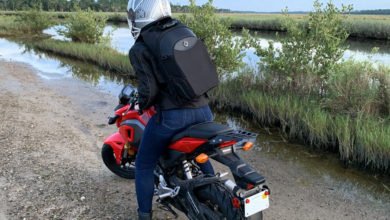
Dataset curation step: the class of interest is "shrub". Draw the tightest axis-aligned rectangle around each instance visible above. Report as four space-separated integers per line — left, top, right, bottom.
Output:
179 0 251 75
323 61 390 117
59 8 107 44
16 9 52 33
254 0 352 95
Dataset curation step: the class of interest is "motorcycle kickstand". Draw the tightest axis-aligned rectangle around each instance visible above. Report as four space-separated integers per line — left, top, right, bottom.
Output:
157 200 179 219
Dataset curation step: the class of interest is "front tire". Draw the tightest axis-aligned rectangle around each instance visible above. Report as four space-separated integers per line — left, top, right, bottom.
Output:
101 144 135 179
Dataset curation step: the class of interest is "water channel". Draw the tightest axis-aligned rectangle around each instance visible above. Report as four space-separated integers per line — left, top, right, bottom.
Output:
0 34 390 210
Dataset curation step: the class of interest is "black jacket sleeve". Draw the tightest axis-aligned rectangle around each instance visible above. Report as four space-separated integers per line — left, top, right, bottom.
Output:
129 42 159 110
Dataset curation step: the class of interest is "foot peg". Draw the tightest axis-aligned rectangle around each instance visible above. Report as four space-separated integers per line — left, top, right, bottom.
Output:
154 174 180 200
155 185 180 199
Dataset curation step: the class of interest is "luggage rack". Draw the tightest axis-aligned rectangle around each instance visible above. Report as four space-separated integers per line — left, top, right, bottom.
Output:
222 130 258 140
210 129 258 145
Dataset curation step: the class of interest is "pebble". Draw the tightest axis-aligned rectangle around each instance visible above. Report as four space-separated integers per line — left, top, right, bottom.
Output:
80 196 86 201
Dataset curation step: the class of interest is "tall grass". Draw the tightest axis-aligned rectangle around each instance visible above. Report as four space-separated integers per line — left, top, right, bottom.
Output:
0 16 23 36
211 75 390 172
32 39 133 75
346 19 390 40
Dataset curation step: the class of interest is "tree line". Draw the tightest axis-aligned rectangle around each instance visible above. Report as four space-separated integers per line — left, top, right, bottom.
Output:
351 9 390 15
0 0 127 11
0 0 232 13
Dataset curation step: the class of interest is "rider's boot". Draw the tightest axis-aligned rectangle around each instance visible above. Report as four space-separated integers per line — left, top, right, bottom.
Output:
138 210 152 220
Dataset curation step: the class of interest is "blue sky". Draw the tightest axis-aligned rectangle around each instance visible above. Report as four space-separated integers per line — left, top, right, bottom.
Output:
171 0 390 12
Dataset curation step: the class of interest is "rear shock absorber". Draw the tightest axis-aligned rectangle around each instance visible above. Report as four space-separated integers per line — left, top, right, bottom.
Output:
183 160 193 180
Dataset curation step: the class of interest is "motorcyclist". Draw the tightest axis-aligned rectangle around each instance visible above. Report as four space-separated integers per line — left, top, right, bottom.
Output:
127 0 215 219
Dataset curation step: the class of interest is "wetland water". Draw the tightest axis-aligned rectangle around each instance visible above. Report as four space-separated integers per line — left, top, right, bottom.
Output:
0 36 389 214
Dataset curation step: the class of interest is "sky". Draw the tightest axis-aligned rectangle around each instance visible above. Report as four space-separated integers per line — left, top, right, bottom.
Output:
170 0 390 12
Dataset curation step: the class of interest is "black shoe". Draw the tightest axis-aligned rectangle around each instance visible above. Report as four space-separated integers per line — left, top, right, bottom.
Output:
138 210 152 220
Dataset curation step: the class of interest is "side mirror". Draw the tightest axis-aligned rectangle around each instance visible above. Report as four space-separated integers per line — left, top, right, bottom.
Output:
119 85 136 104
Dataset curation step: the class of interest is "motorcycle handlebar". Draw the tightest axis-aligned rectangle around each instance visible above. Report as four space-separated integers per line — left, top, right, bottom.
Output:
108 115 119 125
108 91 141 125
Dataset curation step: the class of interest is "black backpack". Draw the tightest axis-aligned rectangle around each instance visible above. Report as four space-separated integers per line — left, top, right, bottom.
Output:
140 19 219 106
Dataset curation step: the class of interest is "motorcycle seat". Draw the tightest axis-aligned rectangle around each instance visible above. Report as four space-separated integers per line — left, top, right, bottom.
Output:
171 122 233 142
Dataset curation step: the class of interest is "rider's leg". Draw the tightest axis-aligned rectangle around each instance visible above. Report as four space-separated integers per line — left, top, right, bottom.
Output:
135 115 174 214
135 106 215 214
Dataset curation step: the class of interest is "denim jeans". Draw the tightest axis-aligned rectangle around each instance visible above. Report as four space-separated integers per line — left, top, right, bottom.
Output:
135 105 215 214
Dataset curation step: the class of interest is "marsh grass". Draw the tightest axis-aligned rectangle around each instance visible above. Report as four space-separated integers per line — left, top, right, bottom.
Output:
0 16 24 36
212 80 390 172
32 39 133 75
324 61 390 117
355 116 390 170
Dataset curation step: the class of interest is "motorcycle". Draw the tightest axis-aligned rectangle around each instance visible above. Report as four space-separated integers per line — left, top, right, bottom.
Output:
102 85 270 220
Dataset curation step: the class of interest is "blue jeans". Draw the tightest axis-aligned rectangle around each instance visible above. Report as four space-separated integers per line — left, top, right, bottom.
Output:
135 106 215 214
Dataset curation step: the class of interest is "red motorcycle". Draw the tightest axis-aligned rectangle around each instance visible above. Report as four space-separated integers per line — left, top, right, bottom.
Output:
102 85 270 219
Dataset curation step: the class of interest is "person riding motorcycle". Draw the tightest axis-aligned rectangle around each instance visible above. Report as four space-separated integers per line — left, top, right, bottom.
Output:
127 0 217 219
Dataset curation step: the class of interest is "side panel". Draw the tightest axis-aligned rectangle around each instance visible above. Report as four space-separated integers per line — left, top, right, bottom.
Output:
169 137 207 153
104 132 125 165
120 120 145 148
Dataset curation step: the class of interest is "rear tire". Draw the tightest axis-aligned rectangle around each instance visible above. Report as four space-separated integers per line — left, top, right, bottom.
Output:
101 144 135 179
196 182 243 220
246 212 263 220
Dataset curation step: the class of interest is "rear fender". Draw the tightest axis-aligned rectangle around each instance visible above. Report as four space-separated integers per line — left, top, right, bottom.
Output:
213 151 266 188
104 132 125 165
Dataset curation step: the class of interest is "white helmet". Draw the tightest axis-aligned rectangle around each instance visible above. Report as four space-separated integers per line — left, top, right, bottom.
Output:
127 0 172 39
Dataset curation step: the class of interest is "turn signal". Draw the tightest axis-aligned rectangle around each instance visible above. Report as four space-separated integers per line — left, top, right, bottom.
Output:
195 153 209 164
242 142 254 151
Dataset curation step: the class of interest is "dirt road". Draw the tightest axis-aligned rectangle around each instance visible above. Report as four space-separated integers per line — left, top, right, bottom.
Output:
0 61 389 220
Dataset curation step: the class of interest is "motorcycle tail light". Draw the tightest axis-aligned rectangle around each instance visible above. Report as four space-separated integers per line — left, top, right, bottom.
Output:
219 140 237 148
242 142 254 151
195 153 209 164
232 197 241 208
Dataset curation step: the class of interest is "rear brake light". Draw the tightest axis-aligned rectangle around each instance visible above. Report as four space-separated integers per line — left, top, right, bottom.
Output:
195 153 209 164
232 197 241 208
219 140 237 148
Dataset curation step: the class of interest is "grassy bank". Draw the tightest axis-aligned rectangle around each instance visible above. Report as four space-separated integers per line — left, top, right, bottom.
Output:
1 11 390 40
0 15 132 74
32 39 133 75
211 73 390 172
